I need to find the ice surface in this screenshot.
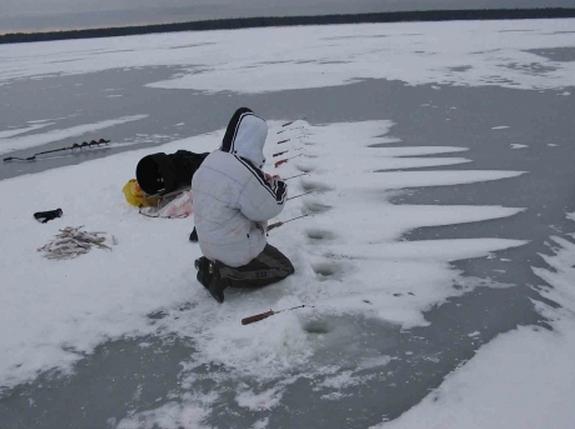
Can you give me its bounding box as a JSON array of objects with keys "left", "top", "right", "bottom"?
[
  {"left": 0, "top": 114, "right": 147, "bottom": 154},
  {"left": 0, "top": 122, "right": 53, "bottom": 139},
  {"left": 377, "top": 226, "right": 575, "bottom": 429},
  {"left": 0, "top": 118, "right": 529, "bottom": 399},
  {"left": 1, "top": 17, "right": 575, "bottom": 428},
  {"left": 2, "top": 20, "right": 575, "bottom": 93}
]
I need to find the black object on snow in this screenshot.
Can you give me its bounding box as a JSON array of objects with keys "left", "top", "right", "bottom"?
[
  {"left": 34, "top": 208, "right": 63, "bottom": 223},
  {"left": 136, "top": 150, "right": 208, "bottom": 196},
  {"left": 189, "top": 227, "right": 198, "bottom": 242}
]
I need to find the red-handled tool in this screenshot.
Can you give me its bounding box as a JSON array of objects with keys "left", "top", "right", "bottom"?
[{"left": 241, "top": 305, "right": 308, "bottom": 325}]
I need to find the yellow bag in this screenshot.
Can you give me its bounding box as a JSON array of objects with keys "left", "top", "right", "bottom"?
[{"left": 122, "top": 179, "right": 159, "bottom": 208}]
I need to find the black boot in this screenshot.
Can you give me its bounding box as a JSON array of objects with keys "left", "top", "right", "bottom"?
[
  {"left": 195, "top": 257, "right": 226, "bottom": 303},
  {"left": 207, "top": 268, "right": 227, "bottom": 303},
  {"left": 195, "top": 257, "right": 212, "bottom": 288}
]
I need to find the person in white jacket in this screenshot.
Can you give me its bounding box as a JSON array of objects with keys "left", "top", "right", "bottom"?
[{"left": 192, "top": 107, "right": 295, "bottom": 302}]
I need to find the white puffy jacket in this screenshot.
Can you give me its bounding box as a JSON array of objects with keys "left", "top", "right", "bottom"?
[{"left": 191, "top": 108, "right": 288, "bottom": 267}]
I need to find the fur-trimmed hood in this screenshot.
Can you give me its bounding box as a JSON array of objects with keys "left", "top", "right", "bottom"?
[{"left": 220, "top": 107, "right": 268, "bottom": 168}]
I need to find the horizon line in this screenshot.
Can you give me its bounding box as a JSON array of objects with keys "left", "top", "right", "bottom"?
[{"left": 1, "top": 7, "right": 575, "bottom": 45}]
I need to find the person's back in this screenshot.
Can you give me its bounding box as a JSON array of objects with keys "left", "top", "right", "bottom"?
[{"left": 191, "top": 107, "right": 294, "bottom": 302}]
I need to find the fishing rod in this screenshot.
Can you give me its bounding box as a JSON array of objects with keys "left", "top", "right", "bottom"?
[
  {"left": 241, "top": 304, "right": 310, "bottom": 325},
  {"left": 267, "top": 213, "right": 310, "bottom": 231},
  {"left": 283, "top": 172, "right": 309, "bottom": 181},
  {"left": 273, "top": 146, "right": 305, "bottom": 158},
  {"left": 274, "top": 154, "right": 303, "bottom": 168},
  {"left": 276, "top": 121, "right": 307, "bottom": 135},
  {"left": 3, "top": 138, "right": 111, "bottom": 162},
  {"left": 286, "top": 190, "right": 314, "bottom": 201},
  {"left": 276, "top": 122, "right": 296, "bottom": 135}
]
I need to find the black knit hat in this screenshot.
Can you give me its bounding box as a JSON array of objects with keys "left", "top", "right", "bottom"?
[
  {"left": 136, "top": 151, "right": 209, "bottom": 196},
  {"left": 136, "top": 153, "right": 173, "bottom": 195}
]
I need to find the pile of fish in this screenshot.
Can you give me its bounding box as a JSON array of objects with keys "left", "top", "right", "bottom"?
[{"left": 38, "top": 226, "right": 117, "bottom": 260}]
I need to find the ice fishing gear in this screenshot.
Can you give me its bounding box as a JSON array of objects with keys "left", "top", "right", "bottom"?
[
  {"left": 122, "top": 179, "right": 160, "bottom": 208},
  {"left": 33, "top": 208, "right": 63, "bottom": 223},
  {"left": 273, "top": 147, "right": 304, "bottom": 158},
  {"left": 276, "top": 119, "right": 305, "bottom": 134},
  {"left": 274, "top": 154, "right": 303, "bottom": 168},
  {"left": 138, "top": 207, "right": 189, "bottom": 219},
  {"left": 136, "top": 150, "right": 208, "bottom": 196},
  {"left": 137, "top": 189, "right": 192, "bottom": 219},
  {"left": 3, "top": 139, "right": 110, "bottom": 162},
  {"left": 267, "top": 213, "right": 310, "bottom": 231},
  {"left": 284, "top": 172, "right": 309, "bottom": 181},
  {"left": 241, "top": 304, "right": 309, "bottom": 325},
  {"left": 286, "top": 190, "right": 314, "bottom": 201}
]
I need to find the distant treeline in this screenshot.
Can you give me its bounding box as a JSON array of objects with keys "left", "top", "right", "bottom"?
[{"left": 2, "top": 8, "right": 575, "bottom": 44}]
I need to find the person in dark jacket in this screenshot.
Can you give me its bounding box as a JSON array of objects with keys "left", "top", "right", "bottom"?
[{"left": 192, "top": 107, "right": 294, "bottom": 302}]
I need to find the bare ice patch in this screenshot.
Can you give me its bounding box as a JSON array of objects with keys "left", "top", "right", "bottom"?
[
  {"left": 0, "top": 121, "right": 54, "bottom": 139},
  {"left": 378, "top": 224, "right": 575, "bottom": 429}
]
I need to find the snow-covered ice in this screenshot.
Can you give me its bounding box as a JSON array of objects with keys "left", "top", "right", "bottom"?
[
  {"left": 0, "top": 118, "right": 525, "bottom": 384},
  {"left": 2, "top": 19, "right": 575, "bottom": 94},
  {"left": 377, "top": 232, "right": 575, "bottom": 429},
  {"left": 0, "top": 17, "right": 574, "bottom": 429},
  {"left": 0, "top": 114, "right": 147, "bottom": 155}
]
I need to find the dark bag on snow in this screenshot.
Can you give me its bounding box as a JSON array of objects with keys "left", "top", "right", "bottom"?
[{"left": 136, "top": 150, "right": 208, "bottom": 195}]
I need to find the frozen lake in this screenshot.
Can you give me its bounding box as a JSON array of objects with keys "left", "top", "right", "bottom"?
[
  {"left": 1, "top": 18, "right": 575, "bottom": 429},
  {"left": 2, "top": 0, "right": 575, "bottom": 33}
]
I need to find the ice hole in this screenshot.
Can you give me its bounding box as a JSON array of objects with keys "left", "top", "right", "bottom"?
[
  {"left": 296, "top": 164, "right": 314, "bottom": 173},
  {"left": 312, "top": 261, "right": 342, "bottom": 279},
  {"left": 301, "top": 181, "right": 332, "bottom": 193},
  {"left": 306, "top": 229, "right": 337, "bottom": 241},
  {"left": 302, "top": 201, "right": 332, "bottom": 214},
  {"left": 303, "top": 320, "right": 331, "bottom": 335}
]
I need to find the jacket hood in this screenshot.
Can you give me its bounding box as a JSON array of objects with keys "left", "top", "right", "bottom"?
[{"left": 221, "top": 107, "right": 267, "bottom": 168}]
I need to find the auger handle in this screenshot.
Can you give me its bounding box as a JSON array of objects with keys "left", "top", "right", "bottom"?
[
  {"left": 3, "top": 155, "right": 35, "bottom": 162},
  {"left": 241, "top": 310, "right": 275, "bottom": 325},
  {"left": 267, "top": 221, "right": 283, "bottom": 231}
]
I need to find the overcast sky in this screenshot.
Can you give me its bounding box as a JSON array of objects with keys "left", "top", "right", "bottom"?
[{"left": 0, "top": 0, "right": 573, "bottom": 33}]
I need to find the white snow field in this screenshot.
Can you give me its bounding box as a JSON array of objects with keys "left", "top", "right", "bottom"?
[{"left": 1, "top": 18, "right": 575, "bottom": 428}]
